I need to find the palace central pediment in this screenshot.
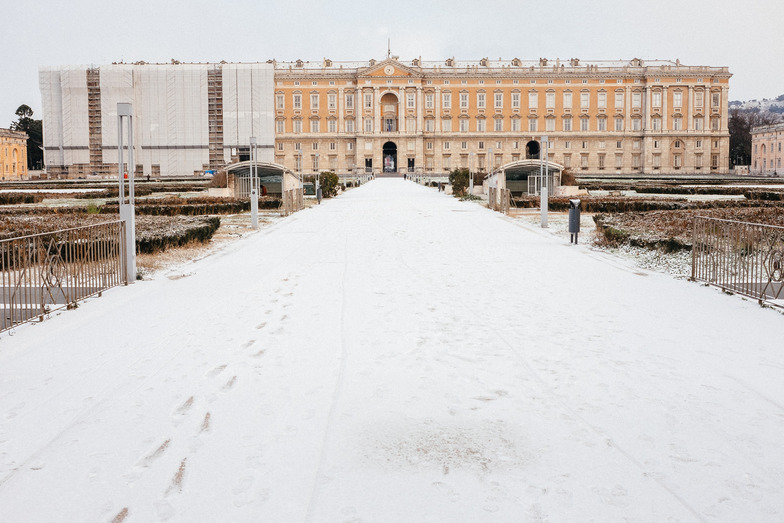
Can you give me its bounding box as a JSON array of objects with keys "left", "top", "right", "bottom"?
[{"left": 358, "top": 59, "right": 423, "bottom": 79}]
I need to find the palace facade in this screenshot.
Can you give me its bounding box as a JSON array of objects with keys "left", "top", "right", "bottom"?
[
  {"left": 751, "top": 122, "right": 784, "bottom": 175},
  {"left": 274, "top": 57, "right": 732, "bottom": 176},
  {"left": 0, "top": 128, "right": 28, "bottom": 180},
  {"left": 40, "top": 57, "right": 732, "bottom": 178}
]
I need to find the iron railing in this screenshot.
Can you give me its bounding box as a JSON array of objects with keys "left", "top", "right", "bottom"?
[
  {"left": 281, "top": 188, "right": 304, "bottom": 216},
  {"left": 1, "top": 220, "right": 127, "bottom": 332},
  {"left": 692, "top": 216, "right": 784, "bottom": 308}
]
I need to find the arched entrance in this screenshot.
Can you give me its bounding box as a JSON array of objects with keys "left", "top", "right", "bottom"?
[
  {"left": 380, "top": 92, "right": 399, "bottom": 132},
  {"left": 525, "top": 140, "right": 540, "bottom": 160},
  {"left": 382, "top": 141, "right": 397, "bottom": 173}
]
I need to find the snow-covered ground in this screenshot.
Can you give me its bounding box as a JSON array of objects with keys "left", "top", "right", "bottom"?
[{"left": 1, "top": 179, "right": 783, "bottom": 522}]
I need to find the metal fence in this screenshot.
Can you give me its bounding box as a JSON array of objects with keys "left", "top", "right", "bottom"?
[
  {"left": 488, "top": 188, "right": 511, "bottom": 214},
  {"left": 1, "top": 220, "right": 127, "bottom": 332},
  {"left": 692, "top": 216, "right": 784, "bottom": 308},
  {"left": 281, "top": 189, "right": 304, "bottom": 216}
]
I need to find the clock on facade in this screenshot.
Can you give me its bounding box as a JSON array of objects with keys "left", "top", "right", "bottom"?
[{"left": 384, "top": 65, "right": 395, "bottom": 75}]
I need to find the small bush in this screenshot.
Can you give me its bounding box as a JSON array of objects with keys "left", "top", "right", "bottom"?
[
  {"left": 320, "top": 171, "right": 340, "bottom": 198},
  {"left": 449, "top": 168, "right": 470, "bottom": 197}
]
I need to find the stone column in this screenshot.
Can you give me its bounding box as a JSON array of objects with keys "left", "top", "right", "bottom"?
[
  {"left": 645, "top": 85, "right": 652, "bottom": 131},
  {"left": 662, "top": 86, "right": 668, "bottom": 131},
  {"left": 373, "top": 87, "right": 381, "bottom": 134},
  {"left": 416, "top": 86, "right": 424, "bottom": 133},
  {"left": 399, "top": 86, "right": 406, "bottom": 134},
  {"left": 435, "top": 86, "right": 441, "bottom": 132},
  {"left": 338, "top": 87, "right": 344, "bottom": 134}
]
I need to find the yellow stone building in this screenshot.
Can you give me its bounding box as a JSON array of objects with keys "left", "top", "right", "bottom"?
[
  {"left": 0, "top": 128, "right": 28, "bottom": 180},
  {"left": 273, "top": 57, "right": 732, "bottom": 176}
]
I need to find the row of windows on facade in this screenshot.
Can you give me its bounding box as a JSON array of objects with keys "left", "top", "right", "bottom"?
[
  {"left": 287, "top": 76, "right": 717, "bottom": 87},
  {"left": 755, "top": 142, "right": 783, "bottom": 154},
  {"left": 277, "top": 115, "right": 722, "bottom": 134},
  {"left": 279, "top": 90, "right": 722, "bottom": 112},
  {"left": 756, "top": 158, "right": 782, "bottom": 170},
  {"left": 291, "top": 152, "right": 720, "bottom": 172},
  {"left": 280, "top": 138, "right": 718, "bottom": 153}
]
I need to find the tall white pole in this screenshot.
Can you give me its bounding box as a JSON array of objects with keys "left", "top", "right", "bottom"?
[
  {"left": 540, "top": 136, "right": 548, "bottom": 228},
  {"left": 250, "top": 136, "right": 258, "bottom": 230},
  {"left": 117, "top": 103, "right": 136, "bottom": 282}
]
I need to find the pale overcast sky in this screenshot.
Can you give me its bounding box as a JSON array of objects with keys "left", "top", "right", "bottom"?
[{"left": 2, "top": 0, "right": 783, "bottom": 125}]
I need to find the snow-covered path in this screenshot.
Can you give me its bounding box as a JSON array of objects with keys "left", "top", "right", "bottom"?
[{"left": 1, "top": 179, "right": 783, "bottom": 522}]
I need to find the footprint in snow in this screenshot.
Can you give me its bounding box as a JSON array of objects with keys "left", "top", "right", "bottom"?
[{"left": 206, "top": 365, "right": 226, "bottom": 378}]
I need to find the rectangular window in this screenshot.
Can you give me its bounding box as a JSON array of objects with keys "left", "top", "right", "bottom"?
[
  {"left": 329, "top": 156, "right": 337, "bottom": 170},
  {"left": 494, "top": 119, "right": 503, "bottom": 132},
  {"left": 426, "top": 141, "right": 433, "bottom": 150},
  {"left": 329, "top": 142, "right": 336, "bottom": 151},
  {"left": 546, "top": 118, "right": 555, "bottom": 131},
  {"left": 652, "top": 91, "right": 662, "bottom": 108},
  {"left": 293, "top": 120, "right": 302, "bottom": 133},
  {"left": 328, "top": 93, "right": 336, "bottom": 110},
  {"left": 276, "top": 94, "right": 285, "bottom": 110},
  {"left": 511, "top": 118, "right": 521, "bottom": 132},
  {"left": 443, "top": 156, "right": 451, "bottom": 169},
  {"left": 459, "top": 119, "right": 469, "bottom": 132},
  {"left": 563, "top": 154, "right": 571, "bottom": 168},
  {"left": 364, "top": 118, "right": 373, "bottom": 133},
  {"left": 477, "top": 93, "right": 486, "bottom": 109},
  {"left": 529, "top": 119, "right": 538, "bottom": 132},
  {"left": 442, "top": 118, "right": 452, "bottom": 132},
  {"left": 614, "top": 117, "right": 623, "bottom": 131},
  {"left": 652, "top": 117, "right": 662, "bottom": 131},
  {"left": 632, "top": 118, "right": 641, "bottom": 131},
  {"left": 712, "top": 92, "right": 720, "bottom": 108},
  {"left": 345, "top": 94, "right": 354, "bottom": 110},
  {"left": 632, "top": 92, "right": 641, "bottom": 108},
  {"left": 673, "top": 91, "right": 682, "bottom": 108},
  {"left": 277, "top": 142, "right": 284, "bottom": 151},
  {"left": 443, "top": 141, "right": 450, "bottom": 150},
  {"left": 293, "top": 94, "right": 302, "bottom": 109},
  {"left": 347, "top": 142, "right": 353, "bottom": 151},
  {"left": 477, "top": 119, "right": 486, "bottom": 132},
  {"left": 711, "top": 117, "right": 720, "bottom": 131},
  {"left": 529, "top": 91, "right": 538, "bottom": 109},
  {"left": 597, "top": 118, "right": 606, "bottom": 131},
  {"left": 310, "top": 120, "right": 320, "bottom": 133},
  {"left": 443, "top": 92, "right": 451, "bottom": 109},
  {"left": 695, "top": 91, "right": 704, "bottom": 107},
  {"left": 581, "top": 155, "right": 588, "bottom": 169},
  {"left": 512, "top": 92, "right": 520, "bottom": 108},
  {"left": 695, "top": 154, "right": 703, "bottom": 168},
  {"left": 311, "top": 94, "right": 319, "bottom": 110},
  {"left": 406, "top": 118, "right": 416, "bottom": 133},
  {"left": 425, "top": 119, "right": 435, "bottom": 132},
  {"left": 615, "top": 92, "right": 623, "bottom": 108},
  {"left": 580, "top": 92, "right": 590, "bottom": 109},
  {"left": 580, "top": 118, "right": 589, "bottom": 131},
  {"left": 276, "top": 120, "right": 285, "bottom": 133},
  {"left": 563, "top": 92, "right": 572, "bottom": 109},
  {"left": 598, "top": 154, "right": 605, "bottom": 169},
  {"left": 673, "top": 117, "right": 682, "bottom": 131},
  {"left": 696, "top": 140, "right": 702, "bottom": 148},
  {"left": 312, "top": 156, "right": 319, "bottom": 171},
  {"left": 674, "top": 154, "right": 682, "bottom": 168},
  {"left": 598, "top": 92, "right": 607, "bottom": 109},
  {"left": 695, "top": 117, "right": 703, "bottom": 131},
  {"left": 564, "top": 141, "right": 571, "bottom": 149},
  {"left": 460, "top": 93, "right": 469, "bottom": 109},
  {"left": 345, "top": 119, "right": 354, "bottom": 133},
  {"left": 407, "top": 93, "right": 416, "bottom": 109},
  {"left": 653, "top": 154, "right": 661, "bottom": 168},
  {"left": 615, "top": 154, "right": 623, "bottom": 168},
  {"left": 546, "top": 92, "right": 555, "bottom": 108},
  {"left": 495, "top": 92, "right": 503, "bottom": 109},
  {"left": 616, "top": 140, "right": 622, "bottom": 149},
  {"left": 312, "top": 142, "right": 319, "bottom": 151},
  {"left": 328, "top": 119, "right": 337, "bottom": 133},
  {"left": 563, "top": 118, "right": 572, "bottom": 132},
  {"left": 461, "top": 141, "right": 468, "bottom": 149},
  {"left": 425, "top": 93, "right": 434, "bottom": 109},
  {"left": 633, "top": 154, "right": 641, "bottom": 168},
  {"left": 364, "top": 93, "right": 373, "bottom": 109}
]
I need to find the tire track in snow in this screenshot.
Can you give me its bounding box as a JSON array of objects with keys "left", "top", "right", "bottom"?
[
  {"left": 304, "top": 235, "right": 350, "bottom": 522},
  {"left": 495, "top": 331, "right": 707, "bottom": 522}
]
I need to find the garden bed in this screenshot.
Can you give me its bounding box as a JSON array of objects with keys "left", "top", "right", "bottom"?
[
  {"left": 0, "top": 214, "right": 221, "bottom": 254},
  {"left": 593, "top": 207, "right": 784, "bottom": 251}
]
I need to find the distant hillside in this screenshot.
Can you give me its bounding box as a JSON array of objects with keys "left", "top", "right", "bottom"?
[{"left": 729, "top": 94, "right": 784, "bottom": 118}]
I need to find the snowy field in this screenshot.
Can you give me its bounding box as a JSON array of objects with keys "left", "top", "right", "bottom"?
[{"left": 1, "top": 179, "right": 783, "bottom": 522}]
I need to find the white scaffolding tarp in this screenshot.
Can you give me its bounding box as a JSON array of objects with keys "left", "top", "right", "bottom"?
[{"left": 38, "top": 63, "right": 275, "bottom": 176}]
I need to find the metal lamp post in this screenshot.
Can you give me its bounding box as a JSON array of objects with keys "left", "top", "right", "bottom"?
[
  {"left": 117, "top": 103, "right": 136, "bottom": 283},
  {"left": 469, "top": 152, "right": 475, "bottom": 196},
  {"left": 250, "top": 136, "right": 258, "bottom": 230},
  {"left": 540, "top": 135, "right": 549, "bottom": 228},
  {"left": 315, "top": 153, "right": 321, "bottom": 203}
]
